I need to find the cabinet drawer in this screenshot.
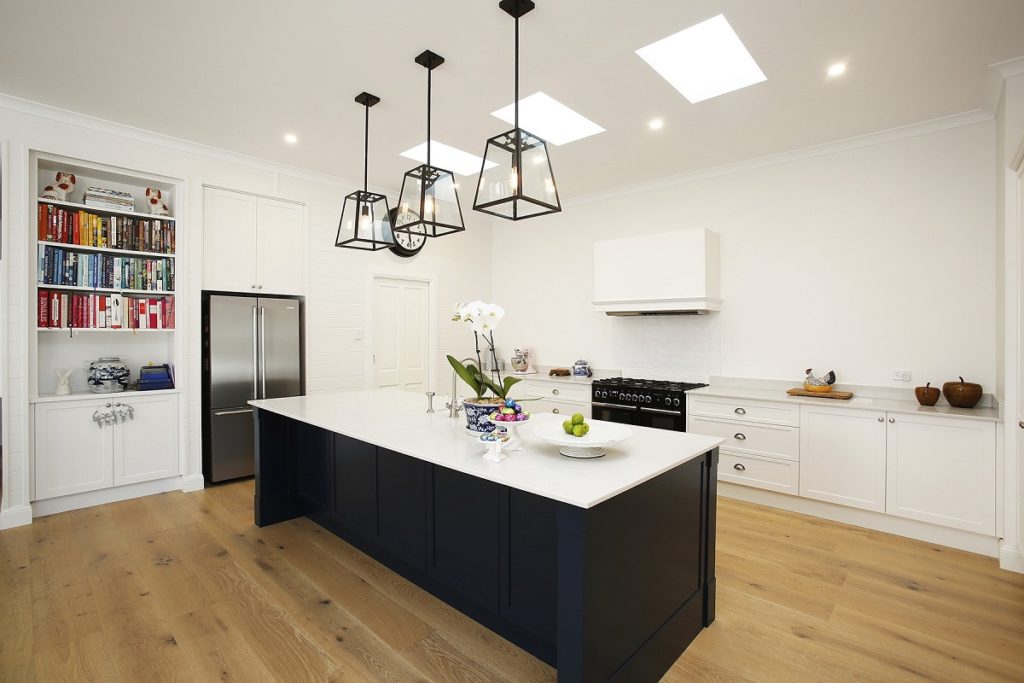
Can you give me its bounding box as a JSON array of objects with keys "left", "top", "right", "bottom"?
[
  {"left": 529, "top": 398, "right": 590, "bottom": 418},
  {"left": 718, "top": 452, "right": 798, "bottom": 494},
  {"left": 688, "top": 416, "right": 799, "bottom": 461},
  {"left": 688, "top": 396, "right": 799, "bottom": 427},
  {"left": 522, "top": 380, "right": 591, "bottom": 403}
]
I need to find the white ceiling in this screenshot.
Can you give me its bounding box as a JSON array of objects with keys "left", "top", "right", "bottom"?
[{"left": 2, "top": 0, "right": 1023, "bottom": 199}]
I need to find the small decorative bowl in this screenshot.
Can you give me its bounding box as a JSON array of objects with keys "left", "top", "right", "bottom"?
[{"left": 803, "top": 383, "right": 833, "bottom": 393}]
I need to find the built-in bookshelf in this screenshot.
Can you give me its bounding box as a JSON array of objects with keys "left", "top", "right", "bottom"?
[{"left": 30, "top": 152, "right": 183, "bottom": 397}]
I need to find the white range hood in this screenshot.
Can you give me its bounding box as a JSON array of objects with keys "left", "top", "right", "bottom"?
[{"left": 593, "top": 228, "right": 721, "bottom": 315}]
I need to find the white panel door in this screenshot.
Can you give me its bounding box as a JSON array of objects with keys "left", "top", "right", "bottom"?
[
  {"left": 886, "top": 414, "right": 996, "bottom": 534},
  {"left": 33, "top": 399, "right": 113, "bottom": 500},
  {"left": 203, "top": 187, "right": 258, "bottom": 292},
  {"left": 373, "top": 277, "right": 429, "bottom": 391},
  {"left": 256, "top": 197, "right": 304, "bottom": 295},
  {"left": 113, "top": 395, "right": 180, "bottom": 486},
  {"left": 799, "top": 404, "right": 887, "bottom": 512}
]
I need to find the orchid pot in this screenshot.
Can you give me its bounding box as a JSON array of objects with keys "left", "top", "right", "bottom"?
[{"left": 447, "top": 300, "right": 524, "bottom": 434}]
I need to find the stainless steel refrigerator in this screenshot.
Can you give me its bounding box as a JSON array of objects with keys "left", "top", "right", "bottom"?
[{"left": 202, "top": 293, "right": 303, "bottom": 483}]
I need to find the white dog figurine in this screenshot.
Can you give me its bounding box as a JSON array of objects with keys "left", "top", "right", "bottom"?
[
  {"left": 145, "top": 188, "right": 171, "bottom": 216},
  {"left": 41, "top": 172, "right": 76, "bottom": 201},
  {"left": 55, "top": 368, "right": 72, "bottom": 396}
]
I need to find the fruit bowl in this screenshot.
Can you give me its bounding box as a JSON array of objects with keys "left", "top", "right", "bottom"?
[{"left": 533, "top": 420, "right": 633, "bottom": 459}]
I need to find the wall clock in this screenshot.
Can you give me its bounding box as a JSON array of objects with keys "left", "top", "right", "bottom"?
[{"left": 389, "top": 207, "right": 427, "bottom": 258}]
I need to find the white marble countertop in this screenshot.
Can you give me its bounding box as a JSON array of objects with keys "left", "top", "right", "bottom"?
[
  {"left": 250, "top": 389, "right": 723, "bottom": 508},
  {"left": 687, "top": 385, "right": 1000, "bottom": 422}
]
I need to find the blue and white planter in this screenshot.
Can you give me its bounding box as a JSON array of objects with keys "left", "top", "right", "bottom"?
[
  {"left": 88, "top": 357, "right": 130, "bottom": 393},
  {"left": 463, "top": 400, "right": 501, "bottom": 434}
]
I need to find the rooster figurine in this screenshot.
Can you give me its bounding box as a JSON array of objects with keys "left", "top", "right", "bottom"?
[{"left": 804, "top": 368, "right": 836, "bottom": 393}]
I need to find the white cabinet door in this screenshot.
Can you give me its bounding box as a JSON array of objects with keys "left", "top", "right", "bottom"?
[
  {"left": 799, "top": 405, "right": 887, "bottom": 512},
  {"left": 256, "top": 197, "right": 304, "bottom": 295},
  {"left": 529, "top": 399, "right": 590, "bottom": 418},
  {"left": 113, "top": 395, "right": 180, "bottom": 486},
  {"left": 886, "top": 414, "right": 996, "bottom": 534},
  {"left": 33, "top": 399, "right": 113, "bottom": 500},
  {"left": 203, "top": 187, "right": 258, "bottom": 292}
]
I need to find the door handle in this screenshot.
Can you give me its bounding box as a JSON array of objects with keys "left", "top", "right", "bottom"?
[
  {"left": 213, "top": 408, "right": 255, "bottom": 416},
  {"left": 252, "top": 306, "right": 258, "bottom": 400},
  {"left": 259, "top": 306, "right": 267, "bottom": 399},
  {"left": 640, "top": 406, "right": 683, "bottom": 415}
]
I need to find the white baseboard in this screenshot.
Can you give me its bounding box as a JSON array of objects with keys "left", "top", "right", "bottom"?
[
  {"left": 179, "top": 473, "right": 204, "bottom": 493},
  {"left": 719, "top": 482, "right": 1000, "bottom": 558},
  {"left": 999, "top": 544, "right": 1024, "bottom": 574},
  {"left": 32, "top": 476, "right": 184, "bottom": 518},
  {"left": 0, "top": 504, "right": 33, "bottom": 529}
]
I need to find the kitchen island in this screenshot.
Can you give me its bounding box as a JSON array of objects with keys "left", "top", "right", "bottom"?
[{"left": 250, "top": 389, "right": 723, "bottom": 682}]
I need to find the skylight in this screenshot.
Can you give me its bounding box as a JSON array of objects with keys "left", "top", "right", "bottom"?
[
  {"left": 399, "top": 141, "right": 496, "bottom": 176},
  {"left": 635, "top": 14, "right": 766, "bottom": 104},
  {"left": 490, "top": 92, "right": 605, "bottom": 146}
]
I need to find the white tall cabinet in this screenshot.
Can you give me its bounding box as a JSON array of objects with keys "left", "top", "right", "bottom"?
[{"left": 203, "top": 187, "right": 305, "bottom": 295}]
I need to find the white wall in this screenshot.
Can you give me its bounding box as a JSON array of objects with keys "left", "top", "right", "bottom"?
[
  {"left": 0, "top": 95, "right": 491, "bottom": 519},
  {"left": 492, "top": 116, "right": 997, "bottom": 389}
]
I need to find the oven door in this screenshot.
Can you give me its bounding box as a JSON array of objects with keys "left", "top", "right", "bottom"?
[
  {"left": 591, "top": 402, "right": 639, "bottom": 425},
  {"left": 639, "top": 406, "right": 685, "bottom": 431}
]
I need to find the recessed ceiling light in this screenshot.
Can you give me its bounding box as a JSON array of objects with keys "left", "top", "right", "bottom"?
[
  {"left": 648, "top": 118, "right": 664, "bottom": 131},
  {"left": 399, "top": 140, "right": 496, "bottom": 176},
  {"left": 635, "top": 14, "right": 766, "bottom": 104},
  {"left": 283, "top": 133, "right": 298, "bottom": 144},
  {"left": 490, "top": 92, "right": 604, "bottom": 146},
  {"left": 827, "top": 62, "right": 847, "bottom": 78}
]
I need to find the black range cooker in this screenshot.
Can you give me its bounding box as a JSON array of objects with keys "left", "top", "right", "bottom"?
[{"left": 591, "top": 378, "right": 708, "bottom": 432}]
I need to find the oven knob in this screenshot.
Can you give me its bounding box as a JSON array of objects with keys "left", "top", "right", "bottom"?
[
  {"left": 645, "top": 395, "right": 652, "bottom": 404},
  {"left": 619, "top": 392, "right": 627, "bottom": 400},
  {"left": 673, "top": 397, "right": 681, "bottom": 407},
  {"left": 664, "top": 397, "right": 672, "bottom": 406}
]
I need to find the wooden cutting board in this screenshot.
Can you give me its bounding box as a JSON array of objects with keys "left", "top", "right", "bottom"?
[{"left": 787, "top": 388, "right": 854, "bottom": 400}]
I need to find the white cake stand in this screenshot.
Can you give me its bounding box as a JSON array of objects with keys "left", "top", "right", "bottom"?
[
  {"left": 532, "top": 420, "right": 633, "bottom": 459},
  {"left": 487, "top": 416, "right": 531, "bottom": 451}
]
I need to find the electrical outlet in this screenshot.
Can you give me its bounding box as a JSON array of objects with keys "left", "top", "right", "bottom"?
[{"left": 891, "top": 370, "right": 912, "bottom": 382}]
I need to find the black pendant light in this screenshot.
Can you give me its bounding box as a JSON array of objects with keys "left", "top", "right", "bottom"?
[
  {"left": 473, "top": 0, "right": 561, "bottom": 220},
  {"left": 336, "top": 92, "right": 396, "bottom": 251},
  {"left": 393, "top": 50, "right": 466, "bottom": 239}
]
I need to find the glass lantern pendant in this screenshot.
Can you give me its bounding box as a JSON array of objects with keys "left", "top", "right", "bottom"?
[
  {"left": 336, "top": 92, "right": 396, "bottom": 251},
  {"left": 473, "top": 0, "right": 561, "bottom": 220},
  {"left": 394, "top": 51, "right": 466, "bottom": 239}
]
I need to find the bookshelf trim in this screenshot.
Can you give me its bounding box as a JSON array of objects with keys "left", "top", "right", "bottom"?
[
  {"left": 38, "top": 197, "right": 176, "bottom": 222},
  {"left": 37, "top": 240, "right": 175, "bottom": 259},
  {"left": 37, "top": 284, "right": 174, "bottom": 296}
]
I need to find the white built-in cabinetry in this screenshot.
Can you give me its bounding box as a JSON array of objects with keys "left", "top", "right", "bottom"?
[
  {"left": 203, "top": 187, "right": 305, "bottom": 295},
  {"left": 34, "top": 393, "right": 179, "bottom": 500},
  {"left": 687, "top": 392, "right": 998, "bottom": 538},
  {"left": 517, "top": 378, "right": 591, "bottom": 418}
]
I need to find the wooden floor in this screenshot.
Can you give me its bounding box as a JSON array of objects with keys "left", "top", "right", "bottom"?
[{"left": 1, "top": 481, "right": 1023, "bottom": 682}]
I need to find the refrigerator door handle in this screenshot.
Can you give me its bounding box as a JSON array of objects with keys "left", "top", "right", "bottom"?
[
  {"left": 252, "top": 306, "right": 258, "bottom": 400},
  {"left": 213, "top": 407, "right": 255, "bottom": 416},
  {"left": 260, "top": 306, "right": 267, "bottom": 399}
]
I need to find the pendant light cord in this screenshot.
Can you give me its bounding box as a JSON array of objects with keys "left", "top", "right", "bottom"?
[
  {"left": 514, "top": 14, "right": 519, "bottom": 133},
  {"left": 363, "top": 102, "right": 369, "bottom": 192},
  {"left": 427, "top": 67, "right": 432, "bottom": 168}
]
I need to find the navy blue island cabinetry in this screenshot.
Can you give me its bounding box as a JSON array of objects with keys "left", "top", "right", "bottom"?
[{"left": 253, "top": 397, "right": 720, "bottom": 682}]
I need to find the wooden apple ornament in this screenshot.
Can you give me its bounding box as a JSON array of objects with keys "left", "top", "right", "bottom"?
[
  {"left": 942, "top": 377, "right": 982, "bottom": 409},
  {"left": 914, "top": 382, "right": 940, "bottom": 406}
]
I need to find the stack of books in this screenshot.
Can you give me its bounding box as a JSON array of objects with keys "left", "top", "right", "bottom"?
[
  {"left": 138, "top": 364, "right": 174, "bottom": 391},
  {"left": 83, "top": 187, "right": 135, "bottom": 212}
]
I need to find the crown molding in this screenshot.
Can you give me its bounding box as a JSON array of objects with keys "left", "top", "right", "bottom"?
[
  {"left": 0, "top": 92, "right": 391, "bottom": 194},
  {"left": 564, "top": 109, "right": 993, "bottom": 209}
]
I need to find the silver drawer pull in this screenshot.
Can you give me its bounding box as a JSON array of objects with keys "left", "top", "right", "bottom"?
[
  {"left": 552, "top": 408, "right": 560, "bottom": 414},
  {"left": 734, "top": 407, "right": 746, "bottom": 415},
  {"left": 877, "top": 417, "right": 884, "bottom": 422},
  {"left": 552, "top": 388, "right": 560, "bottom": 395},
  {"left": 733, "top": 463, "right": 746, "bottom": 472},
  {"left": 889, "top": 418, "right": 895, "bottom": 424},
  {"left": 734, "top": 433, "right": 746, "bottom": 441}
]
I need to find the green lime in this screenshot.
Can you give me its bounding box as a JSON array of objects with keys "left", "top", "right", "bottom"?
[
  {"left": 562, "top": 420, "right": 574, "bottom": 434},
  {"left": 572, "top": 424, "right": 587, "bottom": 437},
  {"left": 571, "top": 413, "right": 585, "bottom": 426}
]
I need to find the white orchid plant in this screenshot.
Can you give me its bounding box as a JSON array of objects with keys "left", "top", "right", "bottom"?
[{"left": 447, "top": 300, "right": 522, "bottom": 402}]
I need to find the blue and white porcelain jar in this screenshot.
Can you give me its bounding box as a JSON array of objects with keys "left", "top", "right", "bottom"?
[
  {"left": 463, "top": 400, "right": 500, "bottom": 434},
  {"left": 88, "top": 357, "right": 130, "bottom": 393},
  {"left": 572, "top": 359, "right": 593, "bottom": 377}
]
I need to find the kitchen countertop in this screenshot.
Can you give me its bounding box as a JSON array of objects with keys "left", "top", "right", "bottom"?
[
  {"left": 250, "top": 389, "right": 723, "bottom": 508},
  {"left": 687, "top": 385, "right": 1000, "bottom": 422}
]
